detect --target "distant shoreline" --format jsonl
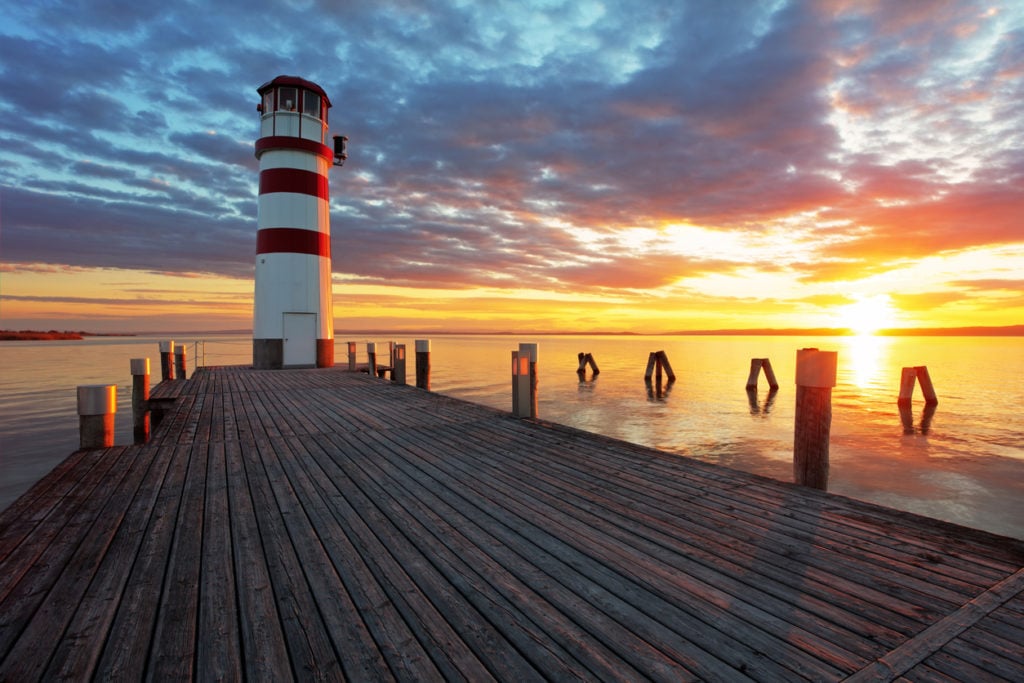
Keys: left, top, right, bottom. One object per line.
{"left": 0, "top": 330, "right": 138, "bottom": 341}
{"left": 4, "top": 325, "right": 1021, "bottom": 340}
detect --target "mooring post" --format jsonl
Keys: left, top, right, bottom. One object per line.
{"left": 415, "top": 339, "right": 432, "bottom": 390}
{"left": 175, "top": 344, "right": 187, "bottom": 380}
{"left": 793, "top": 348, "right": 837, "bottom": 490}
{"left": 393, "top": 344, "right": 407, "bottom": 384}
{"left": 159, "top": 340, "right": 175, "bottom": 381}
{"left": 521, "top": 343, "right": 538, "bottom": 418}
{"left": 77, "top": 384, "right": 117, "bottom": 449}
{"left": 367, "top": 342, "right": 379, "bottom": 377}
{"left": 347, "top": 341, "right": 357, "bottom": 372}
{"left": 130, "top": 358, "right": 150, "bottom": 444}
{"left": 512, "top": 343, "right": 538, "bottom": 418}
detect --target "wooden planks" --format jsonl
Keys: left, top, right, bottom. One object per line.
{"left": 0, "top": 366, "right": 1021, "bottom": 682}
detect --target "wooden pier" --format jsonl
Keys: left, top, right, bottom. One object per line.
{"left": 1, "top": 366, "right": 1022, "bottom": 681}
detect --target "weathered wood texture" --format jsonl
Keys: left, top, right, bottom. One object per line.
{"left": 1, "top": 366, "right": 1021, "bottom": 682}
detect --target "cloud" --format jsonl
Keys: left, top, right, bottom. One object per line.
{"left": 0, "top": 0, "right": 1021, "bottom": 323}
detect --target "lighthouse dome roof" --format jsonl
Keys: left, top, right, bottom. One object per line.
{"left": 257, "top": 75, "right": 331, "bottom": 108}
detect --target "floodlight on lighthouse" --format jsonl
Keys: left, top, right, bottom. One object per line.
{"left": 333, "top": 135, "right": 348, "bottom": 166}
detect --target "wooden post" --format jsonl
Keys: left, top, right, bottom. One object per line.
{"left": 175, "top": 345, "right": 187, "bottom": 380}
{"left": 746, "top": 358, "right": 763, "bottom": 390}
{"left": 577, "top": 352, "right": 600, "bottom": 378}
{"left": 159, "top": 340, "right": 175, "bottom": 381}
{"left": 762, "top": 358, "right": 779, "bottom": 390}
{"left": 916, "top": 366, "right": 938, "bottom": 405}
{"left": 77, "top": 384, "right": 116, "bottom": 449}
{"left": 130, "top": 358, "right": 150, "bottom": 444}
{"left": 643, "top": 352, "right": 657, "bottom": 381}
{"left": 520, "top": 343, "right": 538, "bottom": 419}
{"left": 793, "top": 348, "right": 837, "bottom": 490}
{"left": 415, "top": 339, "right": 431, "bottom": 390}
{"left": 347, "top": 341, "right": 357, "bottom": 372}
{"left": 512, "top": 344, "right": 538, "bottom": 418}
{"left": 393, "top": 344, "right": 407, "bottom": 384}
{"left": 367, "top": 342, "right": 378, "bottom": 377}
{"left": 656, "top": 351, "right": 676, "bottom": 382}
{"left": 747, "top": 358, "right": 780, "bottom": 390}
{"left": 897, "top": 367, "right": 917, "bottom": 406}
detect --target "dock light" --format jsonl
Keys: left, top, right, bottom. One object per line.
{"left": 333, "top": 135, "right": 348, "bottom": 166}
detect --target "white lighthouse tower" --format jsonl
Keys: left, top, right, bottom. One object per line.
{"left": 252, "top": 75, "right": 346, "bottom": 369}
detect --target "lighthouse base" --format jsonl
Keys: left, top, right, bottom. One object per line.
{"left": 253, "top": 338, "right": 334, "bottom": 369}
{"left": 253, "top": 338, "right": 283, "bottom": 369}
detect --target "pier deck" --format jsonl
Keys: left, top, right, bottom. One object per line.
{"left": 1, "top": 366, "right": 1021, "bottom": 681}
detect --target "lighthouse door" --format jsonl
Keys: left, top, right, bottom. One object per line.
{"left": 282, "top": 313, "right": 317, "bottom": 367}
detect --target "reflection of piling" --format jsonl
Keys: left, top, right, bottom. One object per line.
{"left": 900, "top": 401, "right": 937, "bottom": 434}
{"left": 130, "top": 358, "right": 150, "bottom": 444}
{"left": 897, "top": 366, "right": 938, "bottom": 407}
{"left": 393, "top": 344, "right": 407, "bottom": 384}
{"left": 512, "top": 343, "right": 538, "bottom": 418}
{"left": 415, "top": 339, "right": 431, "bottom": 390}
{"left": 78, "top": 384, "right": 117, "bottom": 449}
{"left": 159, "top": 341, "right": 175, "bottom": 381}
{"left": 347, "top": 341, "right": 357, "bottom": 372}
{"left": 793, "top": 348, "right": 837, "bottom": 490}
{"left": 577, "top": 352, "right": 600, "bottom": 379}
{"left": 746, "top": 358, "right": 779, "bottom": 390}
{"left": 746, "top": 386, "right": 779, "bottom": 415}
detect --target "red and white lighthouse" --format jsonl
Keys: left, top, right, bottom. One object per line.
{"left": 252, "top": 75, "right": 346, "bottom": 369}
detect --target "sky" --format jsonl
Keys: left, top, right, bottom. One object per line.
{"left": 1, "top": 0, "right": 1022, "bottom": 335}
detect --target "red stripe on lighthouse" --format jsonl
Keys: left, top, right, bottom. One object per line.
{"left": 256, "top": 228, "right": 331, "bottom": 257}
{"left": 259, "top": 168, "right": 329, "bottom": 199}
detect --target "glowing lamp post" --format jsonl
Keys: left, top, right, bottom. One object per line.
{"left": 252, "top": 75, "right": 347, "bottom": 369}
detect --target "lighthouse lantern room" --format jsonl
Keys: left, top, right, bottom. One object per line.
{"left": 252, "top": 75, "right": 340, "bottom": 369}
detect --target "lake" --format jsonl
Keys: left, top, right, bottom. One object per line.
{"left": 1, "top": 333, "right": 1021, "bottom": 538}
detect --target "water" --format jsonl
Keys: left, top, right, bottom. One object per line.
{"left": 1, "top": 334, "right": 1021, "bottom": 538}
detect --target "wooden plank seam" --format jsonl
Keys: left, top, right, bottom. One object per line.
{"left": 843, "top": 565, "right": 1024, "bottom": 681}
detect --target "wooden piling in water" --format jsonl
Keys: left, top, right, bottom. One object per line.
{"left": 576, "top": 352, "right": 600, "bottom": 378}
{"left": 897, "top": 365, "right": 938, "bottom": 406}
{"left": 793, "top": 348, "right": 837, "bottom": 490}
{"left": 746, "top": 358, "right": 780, "bottom": 390}
{"left": 644, "top": 351, "right": 676, "bottom": 382}
{"left": 897, "top": 367, "right": 917, "bottom": 406}
{"left": 916, "top": 366, "right": 938, "bottom": 405}
{"left": 130, "top": 358, "right": 150, "bottom": 444}
{"left": 415, "top": 339, "right": 431, "bottom": 390}
{"left": 77, "top": 384, "right": 116, "bottom": 449}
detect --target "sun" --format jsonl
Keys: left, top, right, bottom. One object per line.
{"left": 838, "top": 294, "right": 898, "bottom": 335}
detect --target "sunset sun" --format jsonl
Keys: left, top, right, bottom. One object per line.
{"left": 838, "top": 294, "right": 898, "bottom": 336}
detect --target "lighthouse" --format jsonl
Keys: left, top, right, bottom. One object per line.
{"left": 252, "top": 75, "right": 346, "bottom": 369}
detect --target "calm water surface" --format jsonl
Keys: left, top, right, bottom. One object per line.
{"left": 1, "top": 334, "right": 1021, "bottom": 538}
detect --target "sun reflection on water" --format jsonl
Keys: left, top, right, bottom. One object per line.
{"left": 841, "top": 334, "right": 890, "bottom": 390}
